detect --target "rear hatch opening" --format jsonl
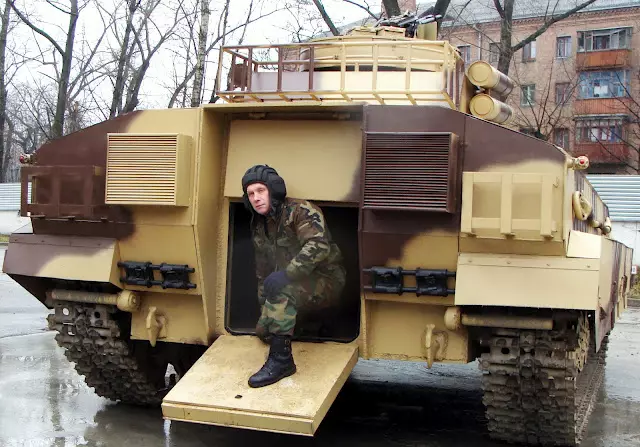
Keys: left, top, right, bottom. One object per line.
{"left": 225, "top": 201, "right": 361, "bottom": 343}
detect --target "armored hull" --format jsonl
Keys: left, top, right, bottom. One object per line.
{"left": 2, "top": 22, "right": 631, "bottom": 446}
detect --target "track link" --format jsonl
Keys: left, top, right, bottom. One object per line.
{"left": 479, "top": 314, "right": 607, "bottom": 446}
{"left": 47, "top": 301, "right": 170, "bottom": 406}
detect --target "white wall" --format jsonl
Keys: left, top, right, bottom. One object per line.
{"left": 0, "top": 211, "right": 30, "bottom": 236}
{"left": 610, "top": 221, "right": 640, "bottom": 265}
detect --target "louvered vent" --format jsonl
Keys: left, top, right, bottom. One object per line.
{"left": 105, "top": 133, "right": 192, "bottom": 206}
{"left": 363, "top": 132, "right": 459, "bottom": 212}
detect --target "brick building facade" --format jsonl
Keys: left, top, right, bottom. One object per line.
{"left": 440, "top": 0, "right": 640, "bottom": 174}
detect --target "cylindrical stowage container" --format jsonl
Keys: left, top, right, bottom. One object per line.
{"left": 466, "top": 60, "right": 514, "bottom": 97}
{"left": 469, "top": 93, "right": 514, "bottom": 124}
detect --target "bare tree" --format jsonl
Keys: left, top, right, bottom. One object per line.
{"left": 492, "top": 0, "right": 597, "bottom": 78}
{"left": 0, "top": 0, "right": 11, "bottom": 181}
{"left": 166, "top": 0, "right": 281, "bottom": 108}
{"left": 3, "top": 86, "right": 50, "bottom": 181}
{"left": 312, "top": 0, "right": 339, "bottom": 35}
{"left": 287, "top": 0, "right": 386, "bottom": 45}
{"left": 443, "top": 1, "right": 598, "bottom": 93}
{"left": 510, "top": 58, "right": 580, "bottom": 142}
{"left": 190, "top": 0, "right": 210, "bottom": 107}
{"left": 123, "top": 0, "right": 188, "bottom": 113}
{"left": 107, "top": 0, "right": 141, "bottom": 118}
{"left": 382, "top": 0, "right": 400, "bottom": 17}
{"left": 9, "top": 0, "right": 80, "bottom": 139}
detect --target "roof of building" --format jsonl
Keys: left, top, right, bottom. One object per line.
{"left": 587, "top": 175, "right": 640, "bottom": 222}
{"left": 332, "top": 0, "right": 640, "bottom": 33}
{"left": 442, "top": 0, "right": 640, "bottom": 26}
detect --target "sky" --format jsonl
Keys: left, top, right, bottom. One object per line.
{"left": 6, "top": 0, "right": 380, "bottom": 124}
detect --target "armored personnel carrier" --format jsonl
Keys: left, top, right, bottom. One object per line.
{"left": 2, "top": 15, "right": 631, "bottom": 446}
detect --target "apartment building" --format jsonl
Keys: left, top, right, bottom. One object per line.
{"left": 441, "top": 0, "right": 640, "bottom": 174}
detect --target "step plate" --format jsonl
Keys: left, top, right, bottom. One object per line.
{"left": 162, "top": 335, "right": 359, "bottom": 436}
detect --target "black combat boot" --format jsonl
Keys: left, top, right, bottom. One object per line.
{"left": 248, "top": 334, "right": 296, "bottom": 388}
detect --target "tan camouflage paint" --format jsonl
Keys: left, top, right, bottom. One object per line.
{"left": 3, "top": 234, "right": 122, "bottom": 287}
{"left": 3, "top": 53, "right": 631, "bottom": 369}
{"left": 223, "top": 119, "right": 363, "bottom": 203}
{"left": 130, "top": 291, "right": 208, "bottom": 345}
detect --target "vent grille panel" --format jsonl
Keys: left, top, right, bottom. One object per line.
{"left": 363, "top": 133, "right": 457, "bottom": 212}
{"left": 105, "top": 134, "right": 191, "bottom": 206}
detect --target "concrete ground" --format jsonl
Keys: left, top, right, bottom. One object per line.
{"left": 2, "top": 246, "right": 640, "bottom": 447}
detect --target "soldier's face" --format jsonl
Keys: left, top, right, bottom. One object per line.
{"left": 247, "top": 183, "right": 270, "bottom": 215}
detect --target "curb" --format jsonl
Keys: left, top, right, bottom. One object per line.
{"left": 628, "top": 298, "right": 640, "bottom": 308}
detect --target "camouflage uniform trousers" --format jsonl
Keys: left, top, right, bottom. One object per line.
{"left": 256, "top": 266, "right": 346, "bottom": 338}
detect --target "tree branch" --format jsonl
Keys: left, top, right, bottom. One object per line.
{"left": 8, "top": 0, "right": 65, "bottom": 55}
{"left": 342, "top": 0, "right": 379, "bottom": 20}
{"left": 312, "top": 0, "right": 339, "bottom": 36}
{"left": 45, "top": 0, "right": 74, "bottom": 15}
{"left": 493, "top": 0, "right": 505, "bottom": 19}
{"left": 512, "top": 0, "right": 596, "bottom": 52}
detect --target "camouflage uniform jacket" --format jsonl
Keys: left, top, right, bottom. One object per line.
{"left": 251, "top": 198, "right": 343, "bottom": 296}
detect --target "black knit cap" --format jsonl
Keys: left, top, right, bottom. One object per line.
{"left": 241, "top": 164, "right": 287, "bottom": 212}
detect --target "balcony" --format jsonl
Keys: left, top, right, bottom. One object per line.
{"left": 574, "top": 98, "right": 632, "bottom": 115}
{"left": 577, "top": 49, "right": 632, "bottom": 70}
{"left": 573, "top": 142, "right": 630, "bottom": 164}
{"left": 215, "top": 35, "right": 464, "bottom": 107}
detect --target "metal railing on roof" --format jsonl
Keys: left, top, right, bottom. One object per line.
{"left": 215, "top": 39, "right": 463, "bottom": 107}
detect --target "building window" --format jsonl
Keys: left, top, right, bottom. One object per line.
{"left": 576, "top": 118, "right": 624, "bottom": 143}
{"left": 555, "top": 83, "right": 570, "bottom": 104}
{"left": 556, "top": 36, "right": 571, "bottom": 58}
{"left": 458, "top": 45, "right": 471, "bottom": 63}
{"left": 521, "top": 84, "right": 535, "bottom": 106}
{"left": 578, "top": 27, "right": 632, "bottom": 52}
{"left": 522, "top": 40, "right": 536, "bottom": 61}
{"left": 489, "top": 42, "right": 500, "bottom": 63}
{"left": 578, "top": 70, "right": 630, "bottom": 99}
{"left": 554, "top": 128, "right": 570, "bottom": 148}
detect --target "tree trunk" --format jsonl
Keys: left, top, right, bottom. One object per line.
{"left": 2, "top": 117, "right": 13, "bottom": 182}
{"left": 433, "top": 0, "right": 451, "bottom": 19}
{"left": 312, "top": 0, "right": 339, "bottom": 36}
{"left": 0, "top": 0, "right": 10, "bottom": 181}
{"left": 496, "top": 0, "right": 514, "bottom": 77}
{"left": 51, "top": 0, "right": 78, "bottom": 139}
{"left": 209, "top": 0, "right": 230, "bottom": 103}
{"left": 123, "top": 60, "right": 150, "bottom": 113}
{"left": 382, "top": 0, "right": 401, "bottom": 17}
{"left": 190, "top": 0, "right": 210, "bottom": 107}
{"left": 110, "top": 0, "right": 139, "bottom": 118}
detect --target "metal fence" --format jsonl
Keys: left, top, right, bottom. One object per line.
{"left": 587, "top": 175, "right": 640, "bottom": 222}
{"left": 0, "top": 183, "right": 22, "bottom": 211}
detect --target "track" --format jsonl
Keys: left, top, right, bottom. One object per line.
{"left": 479, "top": 314, "right": 607, "bottom": 446}
{"left": 47, "top": 301, "right": 171, "bottom": 406}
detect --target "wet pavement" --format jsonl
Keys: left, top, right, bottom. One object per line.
{"left": 2, "top": 246, "right": 640, "bottom": 446}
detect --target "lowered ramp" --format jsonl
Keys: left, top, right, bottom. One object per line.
{"left": 162, "top": 335, "right": 359, "bottom": 435}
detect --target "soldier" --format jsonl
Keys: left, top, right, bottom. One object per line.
{"left": 241, "top": 164, "right": 346, "bottom": 388}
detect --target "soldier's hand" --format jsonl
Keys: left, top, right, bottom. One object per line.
{"left": 263, "top": 271, "right": 290, "bottom": 298}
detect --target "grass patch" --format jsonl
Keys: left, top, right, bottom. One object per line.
{"left": 0, "top": 235, "right": 8, "bottom": 243}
